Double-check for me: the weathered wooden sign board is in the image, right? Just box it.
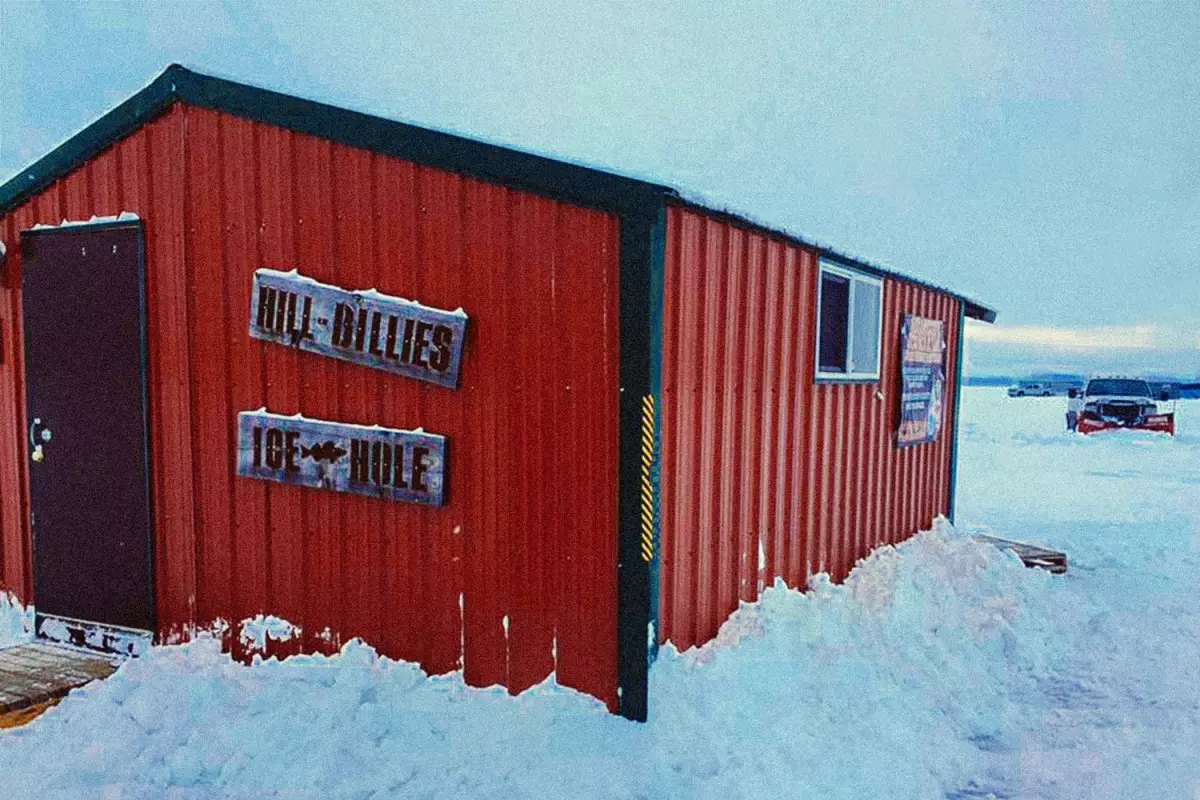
[249,268,467,389]
[236,410,447,507]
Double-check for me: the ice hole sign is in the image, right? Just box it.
[236,410,447,507]
[249,268,467,388]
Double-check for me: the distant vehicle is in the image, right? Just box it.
[1007,377,1084,397]
[1077,376,1175,436]
[1003,381,1080,395]
[1008,382,1052,397]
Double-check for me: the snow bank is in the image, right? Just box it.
[0,520,1066,798]
[0,635,634,798]
[0,591,33,648]
[648,520,1065,798]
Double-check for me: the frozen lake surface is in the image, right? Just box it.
[1,387,1197,798]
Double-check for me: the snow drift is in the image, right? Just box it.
[0,519,1064,799]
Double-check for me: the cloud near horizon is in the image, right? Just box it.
[965,323,1198,351]
[964,322,1200,378]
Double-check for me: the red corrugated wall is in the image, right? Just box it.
[659,204,961,650]
[0,104,621,708]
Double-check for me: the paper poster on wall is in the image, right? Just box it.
[897,314,946,447]
[236,409,447,507]
[249,268,468,389]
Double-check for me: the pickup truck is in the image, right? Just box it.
[1077,377,1175,435]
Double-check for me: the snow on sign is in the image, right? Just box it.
[249,268,467,389]
[897,314,946,447]
[236,410,447,507]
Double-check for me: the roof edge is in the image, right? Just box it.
[669,196,997,323]
[0,64,669,221]
[0,66,184,217]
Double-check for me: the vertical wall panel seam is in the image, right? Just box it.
[800,252,817,586]
[17,207,30,599]
[286,129,305,637]
[180,107,202,629]
[216,115,239,633]
[776,247,792,586]
[327,139,348,648]
[141,124,164,631]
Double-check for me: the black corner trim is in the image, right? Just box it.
[964,302,997,324]
[615,201,665,722]
[0,64,669,220]
[947,301,967,524]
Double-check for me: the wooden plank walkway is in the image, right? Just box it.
[972,534,1068,574]
[0,642,120,727]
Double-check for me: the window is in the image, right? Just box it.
[815,260,882,380]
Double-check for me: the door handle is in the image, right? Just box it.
[29,417,50,463]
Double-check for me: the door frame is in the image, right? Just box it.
[20,218,155,653]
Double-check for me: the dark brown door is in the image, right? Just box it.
[21,221,154,633]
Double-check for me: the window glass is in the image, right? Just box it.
[816,260,883,381]
[818,272,850,372]
[850,278,881,374]
[1085,379,1151,397]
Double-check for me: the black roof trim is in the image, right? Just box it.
[0,65,668,220]
[0,64,994,322]
[0,68,180,218]
[670,197,997,323]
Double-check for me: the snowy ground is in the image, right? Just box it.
[1,387,1198,799]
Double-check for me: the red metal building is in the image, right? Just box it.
[0,66,993,720]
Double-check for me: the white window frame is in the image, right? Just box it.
[815,260,884,382]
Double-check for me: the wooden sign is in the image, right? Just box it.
[236,410,447,507]
[249,268,467,389]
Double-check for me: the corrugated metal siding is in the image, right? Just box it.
[0,209,31,602]
[0,105,621,708]
[660,205,961,650]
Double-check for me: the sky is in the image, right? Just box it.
[1,0,1197,378]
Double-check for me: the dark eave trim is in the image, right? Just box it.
[0,64,669,220]
[669,197,997,323]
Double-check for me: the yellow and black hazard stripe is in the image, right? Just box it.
[640,395,657,563]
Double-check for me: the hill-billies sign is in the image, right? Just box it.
[249,268,467,389]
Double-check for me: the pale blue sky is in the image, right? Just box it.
[2,0,1196,376]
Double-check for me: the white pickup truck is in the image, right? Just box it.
[1077,377,1175,435]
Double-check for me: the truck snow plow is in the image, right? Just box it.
[1076,377,1176,436]
[1076,412,1175,436]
